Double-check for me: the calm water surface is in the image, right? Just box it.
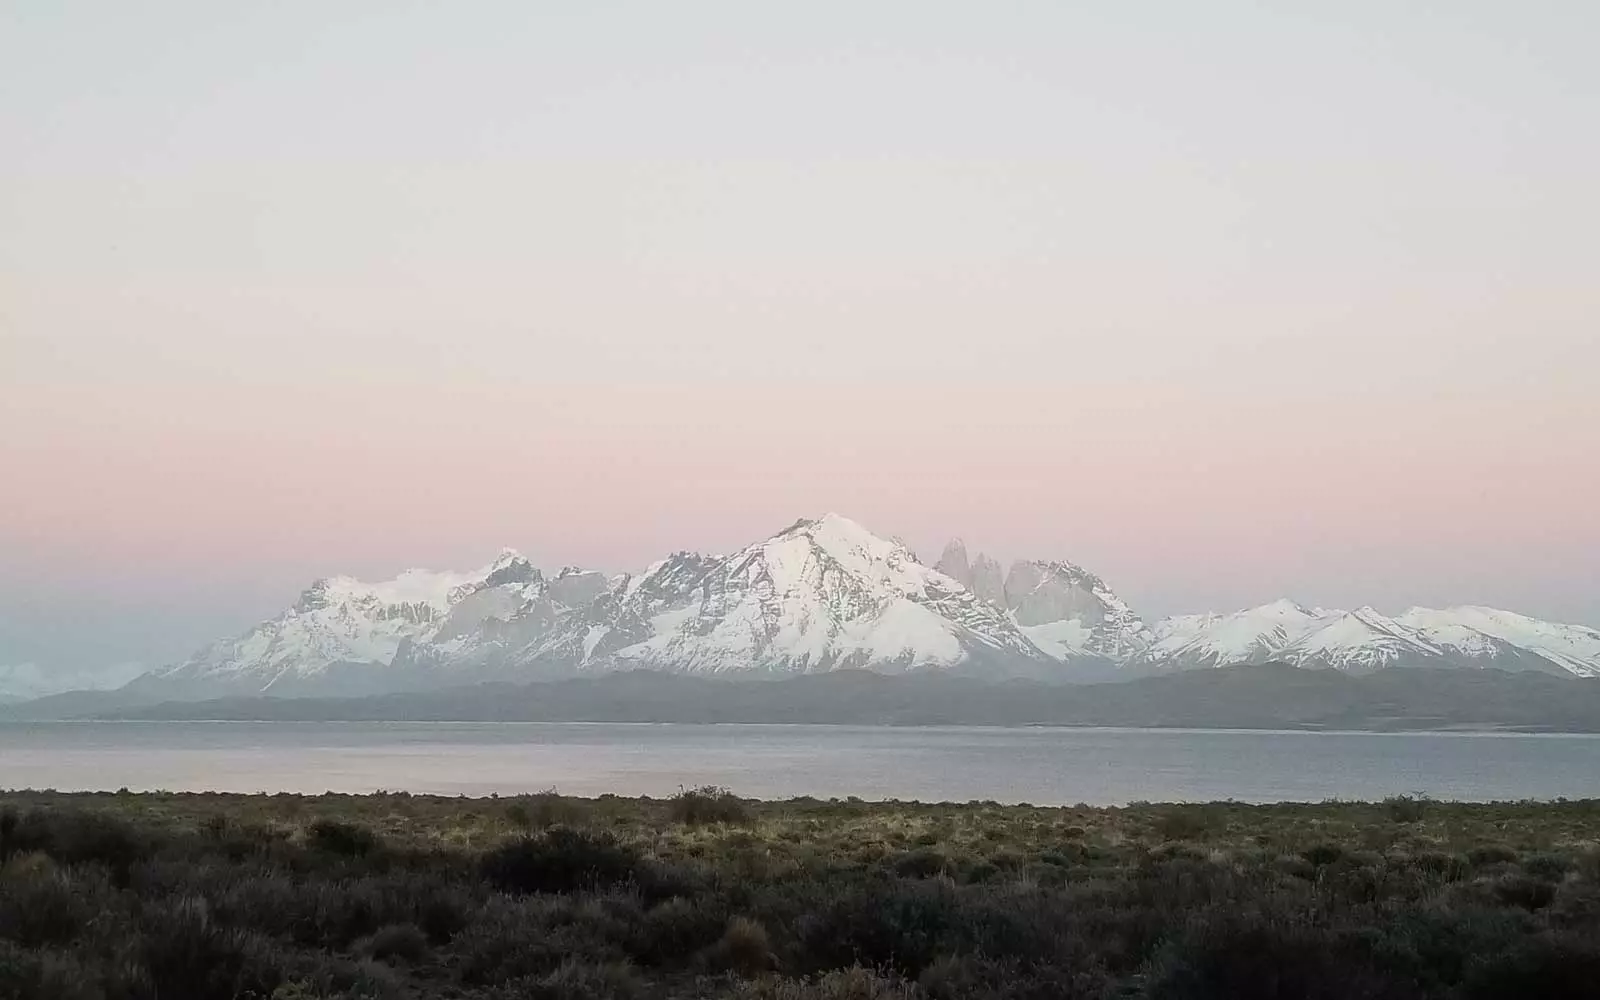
[3,722,1600,804]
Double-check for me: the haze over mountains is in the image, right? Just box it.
[9,514,1600,706]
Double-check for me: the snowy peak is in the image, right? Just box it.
[1396,605,1600,678]
[1277,607,1445,673]
[1138,599,1325,670]
[145,551,588,697]
[565,515,1049,676]
[1139,601,1600,678]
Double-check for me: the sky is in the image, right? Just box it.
[2,1,1597,676]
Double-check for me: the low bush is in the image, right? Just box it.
[306,818,383,858]
[711,916,777,976]
[482,828,645,894]
[1152,806,1219,842]
[1384,794,1430,823]
[0,865,99,948]
[0,808,145,880]
[1467,843,1520,868]
[670,786,754,826]
[356,922,430,963]
[135,895,285,1000]
[890,849,947,879]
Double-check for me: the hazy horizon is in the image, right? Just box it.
[5,2,1598,676]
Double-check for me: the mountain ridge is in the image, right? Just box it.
[8,513,1598,704]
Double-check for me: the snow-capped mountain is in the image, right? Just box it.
[1272,607,1449,673]
[1135,599,1326,671]
[936,541,1152,664]
[51,513,1600,705]
[527,515,1055,678]
[130,550,606,698]
[1396,606,1600,678]
[1139,601,1597,677]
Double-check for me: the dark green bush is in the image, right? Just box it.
[0,809,145,881]
[134,895,285,1000]
[1459,933,1600,999]
[668,786,753,826]
[1466,843,1519,868]
[0,866,98,948]
[795,878,962,976]
[890,849,947,879]
[1384,795,1429,823]
[1493,873,1559,911]
[306,818,383,858]
[0,941,104,1000]
[1152,807,1219,842]
[1144,912,1387,1000]
[1519,852,1574,881]
[356,922,429,963]
[481,828,645,894]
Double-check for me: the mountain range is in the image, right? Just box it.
[10,513,1600,705]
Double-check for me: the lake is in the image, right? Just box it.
[3,721,1600,804]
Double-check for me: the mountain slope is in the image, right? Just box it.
[1397,606,1600,678]
[1136,599,1327,671]
[1137,601,1600,678]
[1273,607,1448,673]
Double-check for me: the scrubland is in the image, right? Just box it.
[3,789,1599,998]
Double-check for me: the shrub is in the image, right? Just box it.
[1145,912,1387,1000]
[738,967,921,1000]
[0,941,103,1000]
[1466,844,1519,868]
[306,818,383,858]
[0,865,97,947]
[1520,852,1574,881]
[1492,873,1559,911]
[1460,934,1600,999]
[356,922,430,963]
[135,895,285,1000]
[1549,878,1600,930]
[1412,850,1468,880]
[713,916,777,976]
[796,879,961,976]
[506,789,591,831]
[669,786,753,826]
[0,809,145,880]
[1384,795,1429,823]
[630,895,730,967]
[1152,807,1217,842]
[489,958,646,1000]
[891,850,947,879]
[481,828,645,894]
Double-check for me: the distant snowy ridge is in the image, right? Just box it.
[50,513,1600,703]
[132,549,607,698]
[1144,602,1600,678]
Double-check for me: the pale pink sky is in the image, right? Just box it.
[2,2,1598,671]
